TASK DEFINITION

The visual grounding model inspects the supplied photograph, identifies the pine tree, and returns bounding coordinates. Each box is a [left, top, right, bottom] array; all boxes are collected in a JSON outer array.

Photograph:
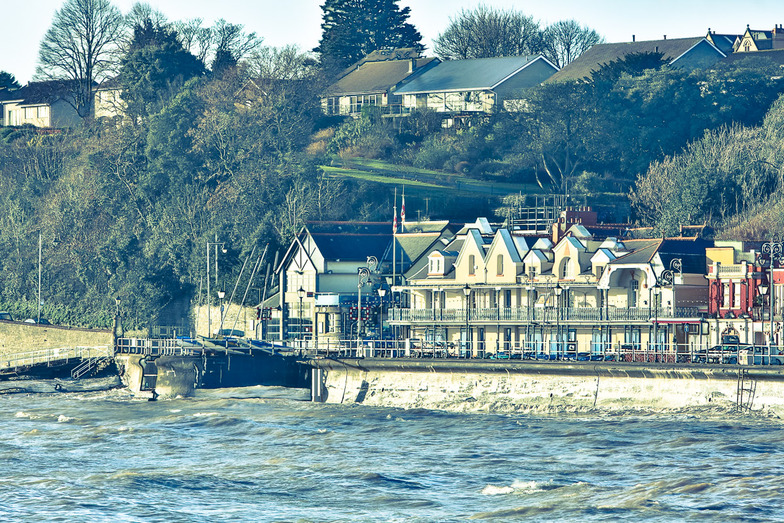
[[315, 0, 423, 72]]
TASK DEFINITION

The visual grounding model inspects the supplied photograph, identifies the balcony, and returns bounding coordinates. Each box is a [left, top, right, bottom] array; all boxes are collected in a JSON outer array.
[[709, 263, 747, 278], [389, 306, 701, 324]]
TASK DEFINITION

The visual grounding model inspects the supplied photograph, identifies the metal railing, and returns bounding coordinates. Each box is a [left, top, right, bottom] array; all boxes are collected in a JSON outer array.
[[0, 346, 111, 372], [390, 306, 701, 324], [114, 338, 197, 357], [288, 337, 784, 367]]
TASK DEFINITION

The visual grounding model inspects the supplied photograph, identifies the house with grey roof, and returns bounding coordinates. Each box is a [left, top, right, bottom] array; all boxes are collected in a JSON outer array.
[[546, 36, 725, 84], [394, 55, 558, 120], [733, 24, 784, 53], [322, 48, 438, 117], [2, 80, 83, 128]]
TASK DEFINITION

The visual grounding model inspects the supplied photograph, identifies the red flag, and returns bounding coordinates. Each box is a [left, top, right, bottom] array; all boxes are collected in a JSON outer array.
[[393, 209, 398, 234], [401, 193, 406, 223]]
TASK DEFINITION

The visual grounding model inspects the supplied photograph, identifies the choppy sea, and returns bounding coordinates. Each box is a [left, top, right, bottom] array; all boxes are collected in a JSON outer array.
[[2, 380, 784, 522]]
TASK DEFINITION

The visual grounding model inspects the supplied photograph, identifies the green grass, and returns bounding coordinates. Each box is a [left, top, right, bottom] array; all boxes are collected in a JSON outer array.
[[320, 166, 442, 188]]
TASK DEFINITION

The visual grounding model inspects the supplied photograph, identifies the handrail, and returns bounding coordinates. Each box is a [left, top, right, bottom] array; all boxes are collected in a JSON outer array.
[[0, 346, 111, 371]]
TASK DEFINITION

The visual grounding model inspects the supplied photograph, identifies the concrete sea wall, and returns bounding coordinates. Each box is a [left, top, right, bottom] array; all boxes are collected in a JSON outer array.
[[0, 320, 111, 356], [311, 360, 784, 416]]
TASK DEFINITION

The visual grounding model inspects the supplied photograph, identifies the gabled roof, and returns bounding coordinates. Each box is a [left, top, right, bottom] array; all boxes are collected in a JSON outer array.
[[305, 221, 391, 262], [609, 240, 661, 265], [4, 80, 84, 105], [325, 57, 438, 97], [547, 37, 720, 83], [395, 55, 553, 94], [706, 32, 741, 55]]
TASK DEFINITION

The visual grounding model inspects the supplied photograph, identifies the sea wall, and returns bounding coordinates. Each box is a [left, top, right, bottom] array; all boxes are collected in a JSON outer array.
[[0, 320, 111, 356], [311, 359, 784, 416]]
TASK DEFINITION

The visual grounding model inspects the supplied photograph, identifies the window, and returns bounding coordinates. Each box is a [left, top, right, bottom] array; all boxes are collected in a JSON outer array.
[[723, 284, 731, 308], [468, 255, 476, 276], [733, 283, 741, 308], [497, 254, 503, 275], [505, 289, 512, 308], [37, 106, 49, 118], [629, 279, 639, 307], [25, 107, 36, 119], [560, 257, 571, 279]]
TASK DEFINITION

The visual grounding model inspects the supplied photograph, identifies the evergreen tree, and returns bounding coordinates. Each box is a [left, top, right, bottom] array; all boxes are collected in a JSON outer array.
[[0, 71, 20, 91], [118, 18, 205, 120], [315, 0, 423, 72]]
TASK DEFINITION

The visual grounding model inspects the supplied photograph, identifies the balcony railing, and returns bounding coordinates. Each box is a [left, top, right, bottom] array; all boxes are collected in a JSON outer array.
[[389, 306, 701, 324]]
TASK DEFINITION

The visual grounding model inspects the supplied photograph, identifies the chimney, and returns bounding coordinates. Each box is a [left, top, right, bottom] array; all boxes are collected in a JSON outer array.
[[408, 58, 415, 73], [632, 35, 635, 42], [663, 35, 667, 40]]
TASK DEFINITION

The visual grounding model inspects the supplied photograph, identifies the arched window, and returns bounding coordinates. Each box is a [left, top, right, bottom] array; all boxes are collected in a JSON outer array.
[[560, 257, 571, 279], [468, 254, 476, 275], [497, 254, 503, 275]]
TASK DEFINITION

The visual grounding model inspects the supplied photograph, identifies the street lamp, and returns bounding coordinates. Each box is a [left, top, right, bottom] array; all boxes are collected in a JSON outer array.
[[652, 282, 661, 353], [463, 284, 471, 357], [377, 287, 387, 340], [357, 267, 371, 356], [297, 286, 306, 342], [554, 283, 563, 359], [217, 290, 226, 336], [206, 240, 227, 338], [760, 242, 783, 349], [113, 296, 123, 342]]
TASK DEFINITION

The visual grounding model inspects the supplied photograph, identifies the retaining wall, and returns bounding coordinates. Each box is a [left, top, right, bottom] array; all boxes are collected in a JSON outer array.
[[310, 359, 784, 416], [0, 320, 111, 356]]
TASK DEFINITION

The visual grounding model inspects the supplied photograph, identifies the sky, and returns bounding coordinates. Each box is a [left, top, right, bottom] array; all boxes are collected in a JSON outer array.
[[4, 0, 784, 83]]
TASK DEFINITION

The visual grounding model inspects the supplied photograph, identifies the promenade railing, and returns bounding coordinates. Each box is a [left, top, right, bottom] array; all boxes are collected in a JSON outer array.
[[390, 306, 700, 324]]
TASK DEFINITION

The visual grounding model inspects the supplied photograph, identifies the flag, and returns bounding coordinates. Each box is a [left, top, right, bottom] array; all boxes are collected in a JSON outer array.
[[393, 207, 398, 234], [401, 190, 406, 223]]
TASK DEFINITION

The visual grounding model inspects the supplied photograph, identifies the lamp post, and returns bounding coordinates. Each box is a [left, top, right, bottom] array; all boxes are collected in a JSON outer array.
[[462, 284, 471, 358], [761, 242, 784, 349], [357, 267, 370, 356], [217, 290, 225, 336], [652, 283, 661, 354], [760, 282, 770, 348], [377, 287, 387, 340], [206, 240, 227, 338], [297, 286, 305, 342], [113, 296, 122, 345]]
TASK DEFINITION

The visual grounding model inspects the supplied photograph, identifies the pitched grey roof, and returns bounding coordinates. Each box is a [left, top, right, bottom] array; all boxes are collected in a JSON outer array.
[[547, 37, 713, 83], [395, 55, 547, 94], [325, 57, 438, 96]]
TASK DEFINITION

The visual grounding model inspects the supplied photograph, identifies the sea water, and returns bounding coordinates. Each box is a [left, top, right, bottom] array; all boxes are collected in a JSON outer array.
[[2, 382, 784, 522]]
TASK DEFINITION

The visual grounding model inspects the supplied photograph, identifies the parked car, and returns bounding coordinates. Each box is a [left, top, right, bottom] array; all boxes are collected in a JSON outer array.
[[0, 312, 12, 321], [23, 318, 50, 325], [692, 344, 738, 364], [741, 346, 784, 365]]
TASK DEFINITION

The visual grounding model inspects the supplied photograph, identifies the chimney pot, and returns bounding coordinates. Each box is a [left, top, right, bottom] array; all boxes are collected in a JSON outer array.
[[663, 35, 667, 40]]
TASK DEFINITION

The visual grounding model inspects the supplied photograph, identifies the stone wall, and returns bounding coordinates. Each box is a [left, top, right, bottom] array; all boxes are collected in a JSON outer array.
[[0, 320, 111, 356], [312, 360, 784, 416]]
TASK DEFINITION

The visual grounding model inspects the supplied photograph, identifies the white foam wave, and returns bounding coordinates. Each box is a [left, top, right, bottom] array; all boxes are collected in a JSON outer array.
[[15, 411, 31, 418], [481, 485, 515, 496], [193, 412, 218, 417], [57, 415, 72, 423]]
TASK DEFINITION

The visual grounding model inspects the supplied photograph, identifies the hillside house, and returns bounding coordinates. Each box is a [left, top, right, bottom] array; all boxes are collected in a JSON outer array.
[[322, 49, 439, 117], [394, 55, 558, 121], [2, 80, 83, 128], [547, 36, 726, 83]]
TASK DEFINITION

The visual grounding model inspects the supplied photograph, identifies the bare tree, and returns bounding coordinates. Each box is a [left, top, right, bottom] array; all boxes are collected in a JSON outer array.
[[213, 19, 262, 64], [36, 0, 125, 118], [433, 6, 542, 60], [175, 18, 213, 65], [542, 20, 603, 68], [249, 45, 317, 80]]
